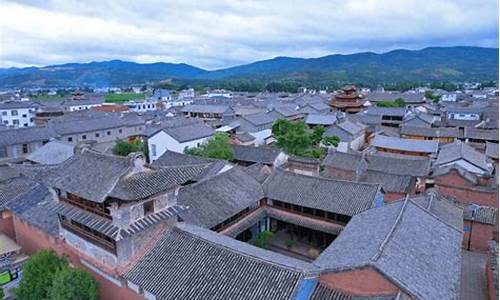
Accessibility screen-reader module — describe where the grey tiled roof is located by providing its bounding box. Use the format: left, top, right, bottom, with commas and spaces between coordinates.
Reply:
464, 128, 499, 141
0, 176, 40, 209
7, 184, 59, 236
163, 122, 214, 143
243, 163, 273, 183
436, 140, 493, 174
241, 111, 280, 126
372, 135, 439, 154
178, 167, 264, 228
305, 114, 337, 126
486, 142, 499, 159
26, 140, 74, 164
0, 126, 56, 147
50, 112, 144, 136
181, 104, 231, 114
400, 126, 460, 138
264, 169, 379, 216
232, 144, 282, 165
0, 101, 39, 109
125, 223, 313, 300
16, 150, 208, 202
310, 283, 352, 300
408, 191, 464, 230
358, 170, 415, 193
315, 200, 463, 300
151, 150, 216, 167
324, 151, 431, 177
364, 107, 407, 117
463, 205, 497, 225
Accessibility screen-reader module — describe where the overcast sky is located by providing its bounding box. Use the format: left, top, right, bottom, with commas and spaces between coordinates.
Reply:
0, 0, 498, 69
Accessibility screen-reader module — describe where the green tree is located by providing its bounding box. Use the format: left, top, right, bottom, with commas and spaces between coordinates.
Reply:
424, 91, 440, 102
14, 250, 67, 300
394, 97, 405, 107
112, 139, 146, 156
48, 267, 98, 300
272, 120, 311, 156
253, 231, 274, 249
310, 125, 325, 146
322, 135, 340, 147
185, 133, 234, 160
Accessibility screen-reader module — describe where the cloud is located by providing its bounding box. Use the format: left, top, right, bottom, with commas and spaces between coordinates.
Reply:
0, 0, 498, 69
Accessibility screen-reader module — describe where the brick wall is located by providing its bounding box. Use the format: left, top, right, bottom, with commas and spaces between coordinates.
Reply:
462, 220, 496, 252
12, 216, 143, 300
319, 267, 399, 297
435, 171, 498, 208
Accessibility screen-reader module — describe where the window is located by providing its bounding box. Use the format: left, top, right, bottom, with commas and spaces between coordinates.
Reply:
118, 129, 122, 134
82, 135, 87, 140
68, 137, 73, 142
22, 144, 29, 154
11, 110, 18, 116
95, 133, 100, 138
23, 123, 28, 127
22, 114, 27, 118
1, 111, 6, 116
107, 131, 111, 135
3, 121, 8, 125
144, 201, 154, 215
13, 120, 19, 125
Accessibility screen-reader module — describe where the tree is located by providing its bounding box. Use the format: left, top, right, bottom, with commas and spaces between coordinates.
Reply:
322, 135, 340, 147
48, 267, 98, 300
185, 133, 234, 160
14, 250, 67, 300
394, 97, 405, 107
376, 98, 405, 108
424, 91, 440, 102
310, 125, 325, 146
272, 119, 311, 156
253, 231, 274, 249
112, 139, 146, 157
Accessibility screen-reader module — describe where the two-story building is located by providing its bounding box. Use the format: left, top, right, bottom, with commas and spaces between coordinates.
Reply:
0, 101, 38, 128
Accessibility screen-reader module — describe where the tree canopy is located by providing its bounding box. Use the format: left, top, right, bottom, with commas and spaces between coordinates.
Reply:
185, 132, 234, 160
15, 250, 98, 300
271, 119, 339, 159
424, 91, 441, 102
48, 267, 98, 300
15, 250, 67, 300
376, 97, 405, 107
112, 139, 147, 157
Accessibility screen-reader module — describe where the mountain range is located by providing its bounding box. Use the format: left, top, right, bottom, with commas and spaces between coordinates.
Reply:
0, 46, 498, 88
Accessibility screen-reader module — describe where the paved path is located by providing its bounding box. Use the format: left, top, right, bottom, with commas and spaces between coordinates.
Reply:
461, 250, 488, 300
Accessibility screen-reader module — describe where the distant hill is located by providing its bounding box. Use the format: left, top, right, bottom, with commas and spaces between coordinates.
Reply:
0, 60, 208, 88
0, 46, 498, 88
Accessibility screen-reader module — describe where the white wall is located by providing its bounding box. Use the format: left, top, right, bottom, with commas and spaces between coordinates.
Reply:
67, 104, 102, 111
249, 129, 272, 146
0, 107, 36, 127
148, 130, 212, 161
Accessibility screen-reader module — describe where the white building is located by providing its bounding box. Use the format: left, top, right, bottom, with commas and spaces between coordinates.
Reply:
125, 100, 160, 113
0, 101, 38, 128
148, 122, 214, 162
178, 88, 195, 99
61, 98, 104, 112
441, 93, 457, 102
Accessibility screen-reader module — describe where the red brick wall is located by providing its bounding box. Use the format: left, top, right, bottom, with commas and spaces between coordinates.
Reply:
12, 216, 143, 300
320, 267, 399, 297
435, 172, 498, 208
462, 220, 496, 252
0, 211, 15, 240
486, 259, 496, 300
384, 192, 406, 203
323, 167, 356, 181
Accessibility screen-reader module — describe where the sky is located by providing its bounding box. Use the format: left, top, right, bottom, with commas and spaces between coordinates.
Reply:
0, 0, 498, 70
